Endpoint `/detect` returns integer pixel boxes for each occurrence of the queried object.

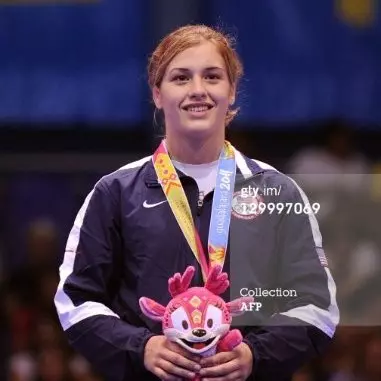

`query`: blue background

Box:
[0,0,380,127]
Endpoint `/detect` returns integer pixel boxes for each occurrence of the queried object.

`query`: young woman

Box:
[54,25,339,381]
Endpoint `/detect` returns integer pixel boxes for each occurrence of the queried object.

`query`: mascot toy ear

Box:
[226,296,254,317]
[139,297,166,321]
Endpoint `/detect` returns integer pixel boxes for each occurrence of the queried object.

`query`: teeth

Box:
[187,106,208,112]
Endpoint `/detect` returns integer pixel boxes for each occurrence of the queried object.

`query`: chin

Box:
[182,121,219,137]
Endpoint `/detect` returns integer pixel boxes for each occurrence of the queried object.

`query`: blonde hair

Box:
[148,24,243,126]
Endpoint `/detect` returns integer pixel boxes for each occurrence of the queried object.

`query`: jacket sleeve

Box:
[54,180,156,381]
[243,176,340,381]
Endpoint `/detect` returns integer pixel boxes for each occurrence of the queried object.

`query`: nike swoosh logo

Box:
[143,200,167,208]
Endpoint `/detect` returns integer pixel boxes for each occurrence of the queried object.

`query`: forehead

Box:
[166,40,226,72]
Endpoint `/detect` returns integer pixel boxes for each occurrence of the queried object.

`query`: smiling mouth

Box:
[182,104,213,112]
[180,337,215,350]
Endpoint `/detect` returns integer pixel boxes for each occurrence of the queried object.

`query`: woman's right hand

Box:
[144,335,201,380]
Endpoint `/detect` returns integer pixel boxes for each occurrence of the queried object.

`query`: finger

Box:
[180,350,202,363]
[202,369,242,381]
[200,351,236,367]
[162,350,201,373]
[154,367,181,381]
[166,341,201,362]
[199,359,239,377]
[158,358,196,379]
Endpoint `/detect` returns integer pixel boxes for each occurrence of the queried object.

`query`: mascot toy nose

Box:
[192,328,206,337]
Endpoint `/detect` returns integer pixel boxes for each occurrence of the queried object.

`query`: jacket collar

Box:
[143,144,264,186]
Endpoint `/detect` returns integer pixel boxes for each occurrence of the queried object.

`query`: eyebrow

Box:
[169,66,225,74]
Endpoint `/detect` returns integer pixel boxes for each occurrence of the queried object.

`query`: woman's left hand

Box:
[199,342,253,381]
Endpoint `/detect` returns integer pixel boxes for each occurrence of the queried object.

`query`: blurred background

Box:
[1,0,381,380]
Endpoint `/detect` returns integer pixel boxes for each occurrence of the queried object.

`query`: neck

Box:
[165,133,225,164]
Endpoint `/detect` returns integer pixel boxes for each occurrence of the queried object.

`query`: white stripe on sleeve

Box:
[54,190,120,330]
[54,156,151,331]
[243,155,339,337]
[280,178,340,337]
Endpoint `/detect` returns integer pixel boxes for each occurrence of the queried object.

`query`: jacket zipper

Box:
[197,191,205,216]
[195,190,205,285]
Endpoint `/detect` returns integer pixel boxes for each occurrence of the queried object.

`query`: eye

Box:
[205,74,221,82]
[206,74,220,80]
[204,305,222,330]
[171,307,191,332]
[172,75,189,83]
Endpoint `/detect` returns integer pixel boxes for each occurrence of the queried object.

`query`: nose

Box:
[192,328,207,337]
[189,77,206,99]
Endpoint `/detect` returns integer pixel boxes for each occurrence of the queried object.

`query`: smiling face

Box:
[153,40,235,140]
[162,287,231,355]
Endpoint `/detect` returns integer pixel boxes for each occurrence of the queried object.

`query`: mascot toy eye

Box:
[139,265,253,360]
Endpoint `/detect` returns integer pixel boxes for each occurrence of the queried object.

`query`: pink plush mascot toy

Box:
[139,265,253,380]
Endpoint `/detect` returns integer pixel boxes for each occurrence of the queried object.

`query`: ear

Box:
[226,296,254,317]
[152,86,162,109]
[139,297,166,321]
[229,85,236,105]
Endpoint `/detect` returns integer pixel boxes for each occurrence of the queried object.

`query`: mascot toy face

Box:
[139,265,253,356]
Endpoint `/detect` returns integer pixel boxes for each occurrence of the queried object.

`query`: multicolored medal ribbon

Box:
[153,140,236,283]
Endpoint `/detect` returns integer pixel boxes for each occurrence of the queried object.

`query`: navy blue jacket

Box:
[54,148,339,381]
